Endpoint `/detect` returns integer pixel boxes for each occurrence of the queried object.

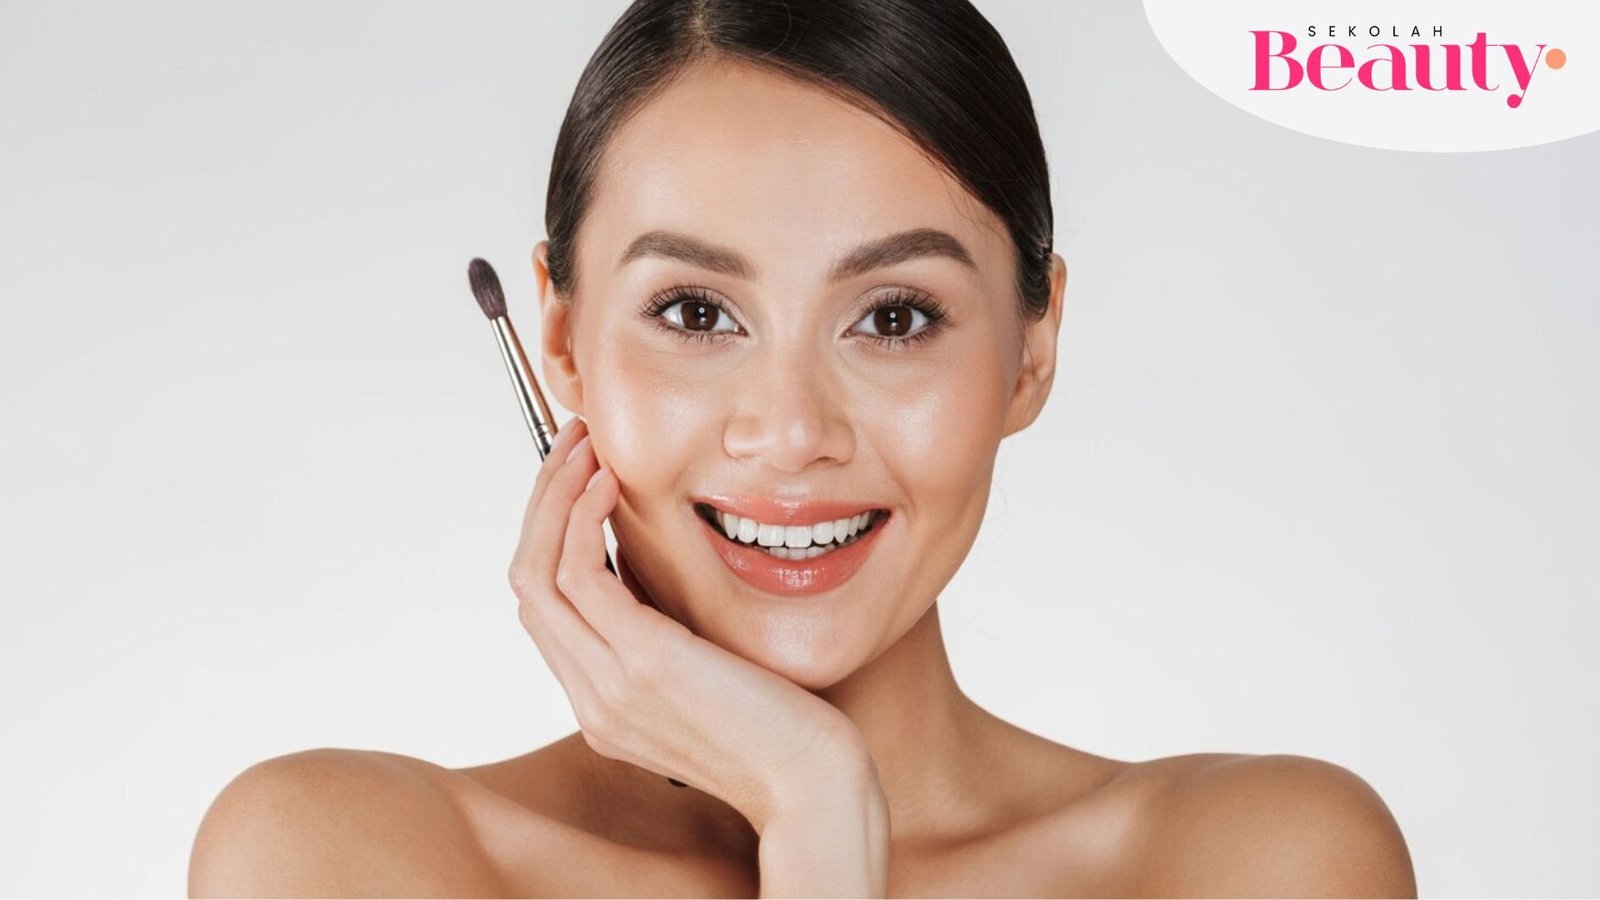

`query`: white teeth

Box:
[708,507,880,548]
[766,544,833,560]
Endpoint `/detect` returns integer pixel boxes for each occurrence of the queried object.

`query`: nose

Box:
[722,346,857,473]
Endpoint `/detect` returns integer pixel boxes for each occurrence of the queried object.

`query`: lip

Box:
[691,493,887,526]
[694,504,890,597]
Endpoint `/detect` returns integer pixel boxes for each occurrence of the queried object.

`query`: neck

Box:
[811,601,1001,842]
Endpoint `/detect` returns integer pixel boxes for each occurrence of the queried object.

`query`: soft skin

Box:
[188,55,1417,898]
[535,59,1056,690]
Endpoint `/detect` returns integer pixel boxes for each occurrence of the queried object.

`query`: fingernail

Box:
[570,434,591,460]
[585,465,608,490]
[550,420,584,456]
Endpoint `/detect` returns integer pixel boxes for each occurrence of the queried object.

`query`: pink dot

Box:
[1508,94,1523,108]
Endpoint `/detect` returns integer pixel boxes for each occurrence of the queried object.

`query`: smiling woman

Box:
[188,0,1417,897]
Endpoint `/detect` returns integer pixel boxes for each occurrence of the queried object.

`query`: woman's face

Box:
[536,58,1060,690]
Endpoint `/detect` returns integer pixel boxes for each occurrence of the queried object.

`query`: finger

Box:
[511,431,617,663]
[509,422,614,700]
[546,415,585,462]
[514,421,593,574]
[557,447,656,654]
[522,417,586,534]
[509,413,586,637]
[514,576,601,717]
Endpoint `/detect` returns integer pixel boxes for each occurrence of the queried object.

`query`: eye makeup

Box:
[637,283,953,351]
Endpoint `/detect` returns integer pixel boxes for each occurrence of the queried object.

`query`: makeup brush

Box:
[468,257,688,789]
[467,257,617,576]
[468,258,559,458]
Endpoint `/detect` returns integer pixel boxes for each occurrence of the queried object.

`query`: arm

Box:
[754,749,891,899]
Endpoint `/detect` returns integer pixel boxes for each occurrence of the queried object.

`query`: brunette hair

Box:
[545,0,1054,321]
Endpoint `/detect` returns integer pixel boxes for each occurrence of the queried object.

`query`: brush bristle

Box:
[468,257,507,319]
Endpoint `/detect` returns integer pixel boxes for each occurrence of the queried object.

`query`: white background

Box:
[1,1,1595,896]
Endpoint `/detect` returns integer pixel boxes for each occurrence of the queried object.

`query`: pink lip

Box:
[691,493,886,525]
[695,506,889,597]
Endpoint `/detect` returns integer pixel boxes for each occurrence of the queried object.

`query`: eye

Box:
[849,288,950,350]
[640,285,743,345]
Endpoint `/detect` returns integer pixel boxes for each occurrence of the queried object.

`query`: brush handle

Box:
[492,317,557,447]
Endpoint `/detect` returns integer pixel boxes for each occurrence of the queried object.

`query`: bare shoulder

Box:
[188,747,506,898]
[1124,752,1417,898]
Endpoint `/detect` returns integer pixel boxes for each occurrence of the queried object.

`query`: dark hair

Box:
[545,0,1054,323]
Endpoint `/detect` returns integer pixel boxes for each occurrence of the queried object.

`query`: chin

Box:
[748,647,856,692]
[696,613,873,691]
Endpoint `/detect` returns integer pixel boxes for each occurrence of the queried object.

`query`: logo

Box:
[1250,29,1565,109]
[1143,1,1598,151]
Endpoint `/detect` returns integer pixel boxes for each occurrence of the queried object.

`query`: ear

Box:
[532,240,584,417]
[1002,252,1067,438]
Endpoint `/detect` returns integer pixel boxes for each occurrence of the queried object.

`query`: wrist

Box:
[755,738,884,836]
[754,746,890,898]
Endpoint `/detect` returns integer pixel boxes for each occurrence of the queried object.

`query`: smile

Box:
[694,503,887,559]
[692,502,891,596]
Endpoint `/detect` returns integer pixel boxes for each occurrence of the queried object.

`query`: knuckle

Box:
[508,566,536,601]
[553,564,580,598]
[507,556,530,591]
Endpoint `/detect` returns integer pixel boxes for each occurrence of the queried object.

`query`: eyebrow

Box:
[617,227,977,282]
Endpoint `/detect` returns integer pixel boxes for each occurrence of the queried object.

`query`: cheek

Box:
[879,352,1012,518]
[581,349,717,508]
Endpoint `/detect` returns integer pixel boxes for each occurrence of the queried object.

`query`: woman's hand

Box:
[508,417,872,833]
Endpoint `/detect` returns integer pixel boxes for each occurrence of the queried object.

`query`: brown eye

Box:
[654,293,739,336]
[869,305,914,337]
[679,299,721,332]
[853,302,931,340]
[641,286,743,345]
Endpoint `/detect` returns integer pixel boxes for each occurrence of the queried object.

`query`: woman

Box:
[189,0,1417,895]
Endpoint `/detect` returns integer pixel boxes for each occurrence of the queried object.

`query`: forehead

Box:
[581,58,1009,285]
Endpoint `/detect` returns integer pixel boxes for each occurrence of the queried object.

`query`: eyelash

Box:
[638,284,951,351]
